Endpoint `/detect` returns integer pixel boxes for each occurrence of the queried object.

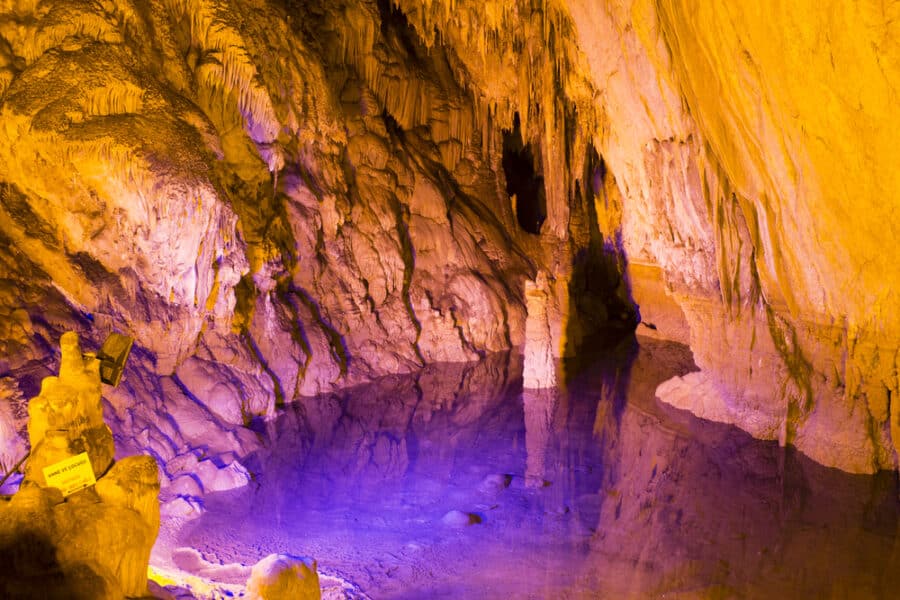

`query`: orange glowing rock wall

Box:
[0,0,633,495]
[565,0,900,472]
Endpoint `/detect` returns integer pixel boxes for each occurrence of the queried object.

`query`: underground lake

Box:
[145,335,900,598]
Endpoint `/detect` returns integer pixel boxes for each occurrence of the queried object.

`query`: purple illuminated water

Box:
[166,336,900,598]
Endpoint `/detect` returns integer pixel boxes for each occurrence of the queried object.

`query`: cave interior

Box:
[1,0,900,597]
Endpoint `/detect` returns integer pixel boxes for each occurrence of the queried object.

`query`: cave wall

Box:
[1,0,898,477]
[0,0,635,495]
[563,0,900,473]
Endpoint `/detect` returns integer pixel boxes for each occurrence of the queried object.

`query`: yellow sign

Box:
[42,452,96,496]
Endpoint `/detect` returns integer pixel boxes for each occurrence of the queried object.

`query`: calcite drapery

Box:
[563,0,900,473]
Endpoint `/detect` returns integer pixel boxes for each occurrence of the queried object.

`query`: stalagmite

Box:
[1,332,160,598]
[246,554,320,600]
[523,271,557,390]
[24,332,114,484]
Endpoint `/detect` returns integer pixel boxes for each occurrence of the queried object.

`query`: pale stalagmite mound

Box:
[0,332,160,599]
[246,554,320,600]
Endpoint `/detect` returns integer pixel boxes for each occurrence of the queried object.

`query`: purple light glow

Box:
[168,338,900,598]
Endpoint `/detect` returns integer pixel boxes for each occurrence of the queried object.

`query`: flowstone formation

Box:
[0,332,160,599]
[560,0,900,473]
[393,0,900,473]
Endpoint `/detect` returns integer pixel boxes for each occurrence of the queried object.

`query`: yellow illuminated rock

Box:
[25,331,114,485]
[1,333,160,598]
[246,554,321,600]
[562,0,900,472]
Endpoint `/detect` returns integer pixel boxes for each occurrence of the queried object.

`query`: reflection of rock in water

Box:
[176,337,900,598]
[522,388,556,487]
[254,351,523,484]
[586,338,900,598]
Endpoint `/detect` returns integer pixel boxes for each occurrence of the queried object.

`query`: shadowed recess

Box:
[502,113,547,235]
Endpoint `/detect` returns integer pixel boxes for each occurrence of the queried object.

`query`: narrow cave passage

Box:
[502,113,547,235]
[561,144,638,356]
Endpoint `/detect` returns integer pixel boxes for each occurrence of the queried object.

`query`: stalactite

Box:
[22,4,122,63]
[385,0,607,240]
[82,82,145,116]
[167,0,281,145]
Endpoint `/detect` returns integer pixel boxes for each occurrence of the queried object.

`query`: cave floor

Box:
[152,336,900,599]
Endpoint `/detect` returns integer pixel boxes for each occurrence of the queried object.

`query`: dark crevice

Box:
[1,183,59,249]
[563,144,638,358]
[376,0,424,62]
[292,284,349,377]
[231,274,257,333]
[382,109,405,141]
[502,113,546,235]
[243,332,286,409]
[764,302,814,447]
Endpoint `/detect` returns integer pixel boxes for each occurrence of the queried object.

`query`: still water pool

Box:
[170,336,900,599]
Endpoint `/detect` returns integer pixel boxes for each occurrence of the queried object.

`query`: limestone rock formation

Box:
[0,0,638,499]
[0,377,27,478]
[246,554,320,600]
[523,271,558,389]
[0,0,899,481]
[24,332,114,485]
[0,332,160,598]
[560,0,900,473]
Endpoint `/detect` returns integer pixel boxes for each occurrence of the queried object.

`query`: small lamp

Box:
[97,333,134,387]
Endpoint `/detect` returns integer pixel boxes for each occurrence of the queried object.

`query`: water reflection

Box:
[178,337,900,599]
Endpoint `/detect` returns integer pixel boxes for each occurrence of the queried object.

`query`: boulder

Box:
[246,554,320,600]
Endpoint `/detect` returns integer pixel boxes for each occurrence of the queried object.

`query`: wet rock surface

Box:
[0,0,635,503]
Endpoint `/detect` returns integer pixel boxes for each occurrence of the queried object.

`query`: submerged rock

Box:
[478,473,513,495]
[441,510,483,527]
